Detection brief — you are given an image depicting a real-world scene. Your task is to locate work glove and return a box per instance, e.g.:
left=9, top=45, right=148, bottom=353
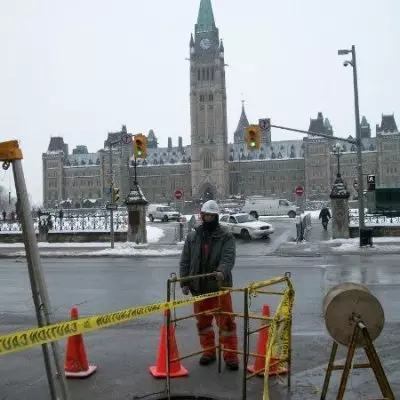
left=182, top=286, right=190, bottom=296
left=215, top=271, right=224, bottom=282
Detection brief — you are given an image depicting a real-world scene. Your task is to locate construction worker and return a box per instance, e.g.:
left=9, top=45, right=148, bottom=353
left=179, top=199, right=239, bottom=371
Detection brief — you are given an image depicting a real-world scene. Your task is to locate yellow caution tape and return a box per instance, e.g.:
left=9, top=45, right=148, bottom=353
left=0, top=289, right=229, bottom=356
left=262, top=286, right=294, bottom=400
left=247, top=276, right=289, bottom=292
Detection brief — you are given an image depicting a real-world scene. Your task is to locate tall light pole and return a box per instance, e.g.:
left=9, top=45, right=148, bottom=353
left=338, top=45, right=366, bottom=237
left=333, top=142, right=342, bottom=177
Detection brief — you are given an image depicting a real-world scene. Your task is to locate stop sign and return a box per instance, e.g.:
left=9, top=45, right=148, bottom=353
left=174, top=190, right=183, bottom=200
left=295, top=186, right=304, bottom=197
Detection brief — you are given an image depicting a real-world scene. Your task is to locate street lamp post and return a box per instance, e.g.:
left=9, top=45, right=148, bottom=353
left=333, top=143, right=342, bottom=177
left=338, top=45, right=366, bottom=239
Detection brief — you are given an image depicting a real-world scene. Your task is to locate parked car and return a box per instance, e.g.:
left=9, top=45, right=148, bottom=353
left=146, top=204, right=181, bottom=222
left=241, top=196, right=299, bottom=219
left=219, top=213, right=274, bottom=240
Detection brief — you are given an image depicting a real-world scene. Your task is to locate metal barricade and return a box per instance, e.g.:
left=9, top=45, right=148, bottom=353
left=227, top=272, right=294, bottom=399
left=166, top=272, right=222, bottom=398
left=164, top=271, right=295, bottom=400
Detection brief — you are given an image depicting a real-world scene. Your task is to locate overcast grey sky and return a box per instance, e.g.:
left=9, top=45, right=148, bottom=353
left=0, top=0, right=398, bottom=204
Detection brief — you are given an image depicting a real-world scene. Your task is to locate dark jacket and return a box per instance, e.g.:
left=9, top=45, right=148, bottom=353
left=179, top=224, right=236, bottom=295
left=319, top=208, right=331, bottom=221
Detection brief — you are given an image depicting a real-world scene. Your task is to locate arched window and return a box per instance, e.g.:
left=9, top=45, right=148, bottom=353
left=202, top=151, right=212, bottom=170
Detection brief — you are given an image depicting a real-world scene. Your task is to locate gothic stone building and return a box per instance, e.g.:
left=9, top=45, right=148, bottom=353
left=42, top=0, right=400, bottom=208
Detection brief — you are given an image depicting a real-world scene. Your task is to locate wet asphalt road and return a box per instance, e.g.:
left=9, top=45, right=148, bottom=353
left=0, top=254, right=399, bottom=400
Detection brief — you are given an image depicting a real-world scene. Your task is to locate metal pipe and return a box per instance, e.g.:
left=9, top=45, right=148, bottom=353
left=253, top=290, right=286, bottom=296
left=13, top=160, right=70, bottom=400
left=172, top=346, right=218, bottom=363
left=247, top=359, right=284, bottom=380
left=173, top=272, right=219, bottom=283
left=17, top=191, right=58, bottom=399
left=248, top=323, right=272, bottom=336
left=242, top=287, right=249, bottom=400
left=271, top=124, right=357, bottom=144
left=351, top=45, right=366, bottom=233
left=171, top=308, right=220, bottom=323
left=287, top=293, right=293, bottom=389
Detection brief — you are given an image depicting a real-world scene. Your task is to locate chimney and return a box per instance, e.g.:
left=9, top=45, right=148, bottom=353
left=168, top=137, right=172, bottom=150
left=178, top=136, right=183, bottom=149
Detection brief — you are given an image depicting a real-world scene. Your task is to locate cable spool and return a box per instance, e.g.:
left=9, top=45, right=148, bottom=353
left=323, top=282, right=385, bottom=347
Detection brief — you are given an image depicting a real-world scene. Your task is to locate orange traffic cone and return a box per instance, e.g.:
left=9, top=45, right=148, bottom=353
left=149, top=310, right=189, bottom=379
left=247, top=304, right=288, bottom=376
left=64, top=307, right=97, bottom=379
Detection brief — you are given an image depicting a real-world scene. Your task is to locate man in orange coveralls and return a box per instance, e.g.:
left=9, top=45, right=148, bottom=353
left=179, top=200, right=239, bottom=370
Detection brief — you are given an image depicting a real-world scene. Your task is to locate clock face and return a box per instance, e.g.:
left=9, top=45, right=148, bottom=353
left=200, top=38, right=211, bottom=50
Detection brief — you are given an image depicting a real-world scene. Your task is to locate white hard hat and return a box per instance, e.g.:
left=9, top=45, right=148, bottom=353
left=201, top=200, right=219, bottom=214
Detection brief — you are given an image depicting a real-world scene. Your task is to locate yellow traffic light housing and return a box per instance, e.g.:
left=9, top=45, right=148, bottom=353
left=112, top=187, right=120, bottom=203
left=247, top=125, right=260, bottom=151
left=133, top=134, right=147, bottom=159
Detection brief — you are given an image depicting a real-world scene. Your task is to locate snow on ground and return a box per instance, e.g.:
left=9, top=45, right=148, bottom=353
left=332, top=239, right=400, bottom=253
left=0, top=225, right=165, bottom=247
left=7, top=247, right=182, bottom=257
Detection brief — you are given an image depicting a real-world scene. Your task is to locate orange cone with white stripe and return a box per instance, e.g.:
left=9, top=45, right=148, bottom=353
left=64, top=307, right=97, bottom=379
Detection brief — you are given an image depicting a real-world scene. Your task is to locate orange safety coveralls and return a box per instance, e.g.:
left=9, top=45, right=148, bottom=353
left=194, top=292, right=238, bottom=362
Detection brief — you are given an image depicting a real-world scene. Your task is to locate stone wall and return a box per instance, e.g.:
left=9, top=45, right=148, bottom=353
left=0, top=232, right=128, bottom=243
left=349, top=226, right=400, bottom=238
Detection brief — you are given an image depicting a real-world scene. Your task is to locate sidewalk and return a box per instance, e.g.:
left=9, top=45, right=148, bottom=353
left=274, top=220, right=400, bottom=256
left=0, top=242, right=184, bottom=258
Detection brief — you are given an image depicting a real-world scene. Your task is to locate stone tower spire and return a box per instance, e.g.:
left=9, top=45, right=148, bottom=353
left=189, top=0, right=228, bottom=201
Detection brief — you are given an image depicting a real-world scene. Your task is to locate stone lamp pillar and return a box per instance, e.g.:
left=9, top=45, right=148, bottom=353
left=125, top=182, right=149, bottom=244
left=329, top=174, right=350, bottom=239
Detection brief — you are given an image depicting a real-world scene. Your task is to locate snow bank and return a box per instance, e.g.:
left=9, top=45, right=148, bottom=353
left=0, top=226, right=165, bottom=247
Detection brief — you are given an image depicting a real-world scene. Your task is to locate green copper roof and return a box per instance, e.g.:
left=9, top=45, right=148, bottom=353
left=196, top=0, right=216, bottom=32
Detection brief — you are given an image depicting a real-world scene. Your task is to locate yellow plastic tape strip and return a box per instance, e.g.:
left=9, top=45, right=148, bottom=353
left=262, top=287, right=291, bottom=400
left=279, top=289, right=294, bottom=364
left=247, top=276, right=289, bottom=291
left=0, top=289, right=229, bottom=356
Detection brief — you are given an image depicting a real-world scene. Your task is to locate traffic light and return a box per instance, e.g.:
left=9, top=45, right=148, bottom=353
left=112, top=187, right=120, bottom=203
left=246, top=125, right=260, bottom=151
left=367, top=175, right=376, bottom=191
left=133, top=134, right=147, bottom=159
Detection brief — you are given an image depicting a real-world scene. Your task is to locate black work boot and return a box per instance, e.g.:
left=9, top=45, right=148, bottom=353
left=225, top=359, right=239, bottom=371
left=199, top=354, right=216, bottom=366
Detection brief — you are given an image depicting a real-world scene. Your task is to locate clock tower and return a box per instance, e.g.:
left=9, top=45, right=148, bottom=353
left=190, top=0, right=229, bottom=201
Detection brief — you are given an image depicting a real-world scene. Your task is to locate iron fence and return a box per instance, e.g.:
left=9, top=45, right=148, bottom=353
left=348, top=211, right=400, bottom=226
left=0, top=212, right=130, bottom=233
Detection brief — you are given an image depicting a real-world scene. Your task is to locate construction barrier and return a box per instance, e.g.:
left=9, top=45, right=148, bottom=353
left=164, top=272, right=295, bottom=400
left=0, top=274, right=294, bottom=400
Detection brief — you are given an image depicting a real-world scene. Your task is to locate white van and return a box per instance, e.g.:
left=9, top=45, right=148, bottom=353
left=241, top=196, right=299, bottom=219
left=147, top=204, right=181, bottom=222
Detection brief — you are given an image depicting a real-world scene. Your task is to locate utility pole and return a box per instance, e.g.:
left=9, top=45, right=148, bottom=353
left=338, top=45, right=366, bottom=237
left=351, top=45, right=365, bottom=231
